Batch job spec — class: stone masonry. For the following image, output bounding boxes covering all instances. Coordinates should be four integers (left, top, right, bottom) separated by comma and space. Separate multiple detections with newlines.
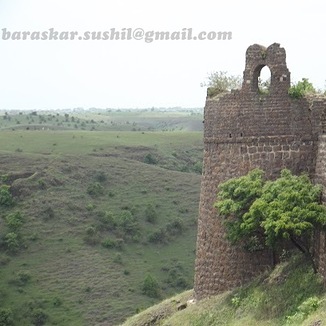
194, 43, 326, 300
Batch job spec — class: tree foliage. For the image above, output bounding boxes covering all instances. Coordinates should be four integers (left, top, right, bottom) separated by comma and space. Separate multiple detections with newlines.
216, 169, 264, 245
288, 78, 316, 98
201, 71, 242, 98
215, 169, 326, 271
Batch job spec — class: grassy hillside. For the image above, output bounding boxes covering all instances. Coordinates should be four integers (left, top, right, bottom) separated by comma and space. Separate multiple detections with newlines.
123, 255, 326, 326
0, 126, 203, 325
0, 108, 203, 132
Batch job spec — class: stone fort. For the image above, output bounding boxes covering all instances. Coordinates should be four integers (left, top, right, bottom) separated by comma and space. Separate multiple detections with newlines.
194, 43, 326, 300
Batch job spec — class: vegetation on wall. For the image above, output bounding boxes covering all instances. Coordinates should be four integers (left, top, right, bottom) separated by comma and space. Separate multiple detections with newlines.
201, 71, 242, 98
202, 71, 326, 100
288, 78, 317, 98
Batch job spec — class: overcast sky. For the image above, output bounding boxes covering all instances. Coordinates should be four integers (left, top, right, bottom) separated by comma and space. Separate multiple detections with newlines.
0, 0, 325, 110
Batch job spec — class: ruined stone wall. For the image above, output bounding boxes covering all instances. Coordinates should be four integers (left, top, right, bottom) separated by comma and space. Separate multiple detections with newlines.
194, 43, 326, 300
314, 136, 326, 282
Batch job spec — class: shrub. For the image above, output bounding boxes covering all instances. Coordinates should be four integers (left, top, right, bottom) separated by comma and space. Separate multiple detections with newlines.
27, 298, 45, 310
286, 296, 321, 324
95, 171, 107, 183
115, 238, 125, 249
143, 153, 157, 165
0, 186, 13, 207
31, 309, 48, 326
0, 254, 10, 266
42, 207, 54, 220
4, 232, 20, 253
97, 211, 115, 230
142, 274, 160, 298
86, 226, 96, 236
194, 161, 203, 174
52, 297, 63, 307
87, 182, 105, 197
84, 286, 91, 293
174, 276, 188, 289
178, 207, 189, 214
86, 203, 96, 211
37, 179, 46, 190
231, 295, 241, 308
5, 211, 23, 231
0, 174, 9, 183
0, 308, 13, 326
180, 165, 190, 173
201, 71, 242, 98
83, 226, 99, 245
113, 253, 123, 264
297, 296, 320, 315
144, 204, 158, 223
14, 270, 31, 286
164, 263, 189, 289
116, 210, 139, 236
165, 218, 184, 236
288, 78, 316, 98
101, 238, 118, 249
148, 228, 167, 244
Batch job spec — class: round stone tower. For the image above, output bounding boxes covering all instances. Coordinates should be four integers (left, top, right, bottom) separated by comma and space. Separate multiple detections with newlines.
194, 43, 319, 299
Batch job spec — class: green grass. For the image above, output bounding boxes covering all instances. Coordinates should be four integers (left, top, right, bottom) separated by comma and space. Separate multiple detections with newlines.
0, 126, 202, 325
0, 130, 203, 174
0, 109, 203, 132
0, 129, 200, 152
123, 255, 326, 326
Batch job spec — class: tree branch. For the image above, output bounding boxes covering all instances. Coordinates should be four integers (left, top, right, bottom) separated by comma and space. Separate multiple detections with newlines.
290, 235, 317, 273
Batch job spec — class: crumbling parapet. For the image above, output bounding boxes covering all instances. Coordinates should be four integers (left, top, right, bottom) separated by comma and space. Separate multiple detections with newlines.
242, 43, 290, 94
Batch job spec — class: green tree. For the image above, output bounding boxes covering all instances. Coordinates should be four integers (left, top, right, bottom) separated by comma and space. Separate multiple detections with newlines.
215, 169, 326, 272
216, 169, 264, 245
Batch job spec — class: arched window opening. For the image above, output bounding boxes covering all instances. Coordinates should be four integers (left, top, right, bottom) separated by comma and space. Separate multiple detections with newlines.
258, 65, 271, 95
